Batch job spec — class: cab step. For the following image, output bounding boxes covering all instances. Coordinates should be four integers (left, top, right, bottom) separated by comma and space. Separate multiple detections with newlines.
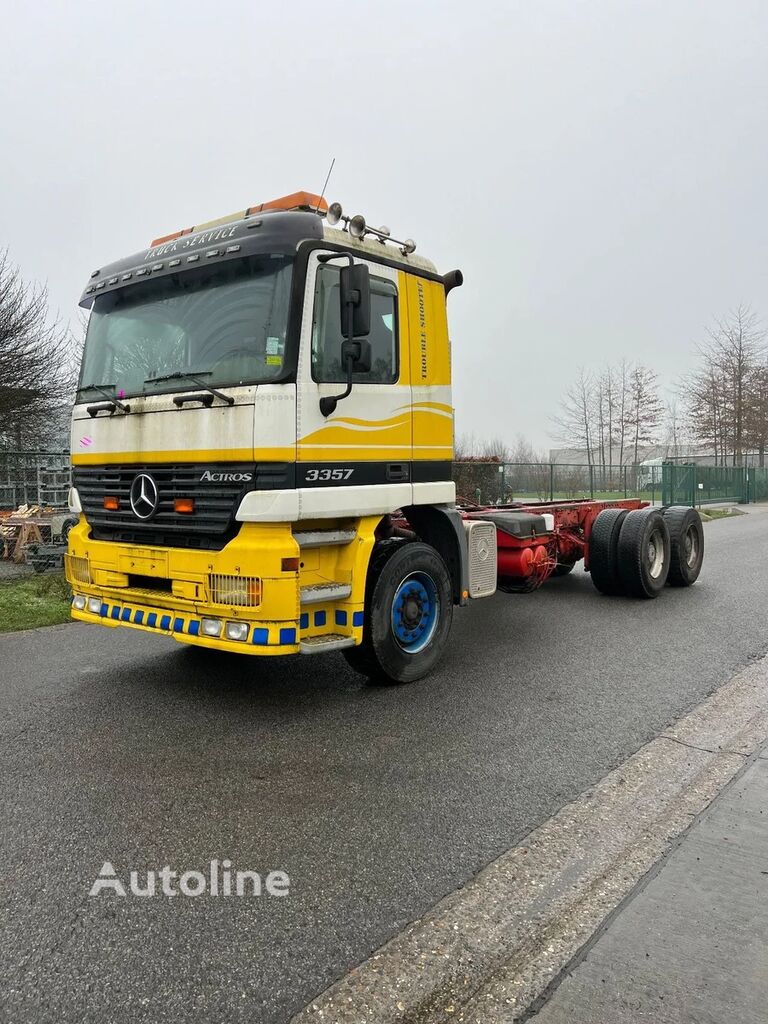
293, 528, 356, 548
300, 634, 356, 654
300, 582, 352, 604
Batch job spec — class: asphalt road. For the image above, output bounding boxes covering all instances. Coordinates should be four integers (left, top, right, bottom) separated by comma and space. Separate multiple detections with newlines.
2, 508, 766, 1023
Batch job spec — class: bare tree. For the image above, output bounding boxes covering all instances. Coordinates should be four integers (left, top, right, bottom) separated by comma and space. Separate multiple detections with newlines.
507, 432, 546, 464
747, 359, 768, 466
662, 396, 687, 457
624, 364, 663, 466
0, 251, 77, 449
684, 305, 766, 465
613, 358, 630, 466
552, 368, 596, 465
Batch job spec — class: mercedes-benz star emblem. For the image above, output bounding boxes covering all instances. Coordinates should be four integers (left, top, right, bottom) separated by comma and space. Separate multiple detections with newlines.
129, 473, 159, 520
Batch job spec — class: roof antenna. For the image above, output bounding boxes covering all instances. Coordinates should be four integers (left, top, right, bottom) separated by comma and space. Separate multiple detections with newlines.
315, 157, 336, 214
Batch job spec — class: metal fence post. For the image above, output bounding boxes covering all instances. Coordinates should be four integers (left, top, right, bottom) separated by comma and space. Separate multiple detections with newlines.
549, 463, 554, 501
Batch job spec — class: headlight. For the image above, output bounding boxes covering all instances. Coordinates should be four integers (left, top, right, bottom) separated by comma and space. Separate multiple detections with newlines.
72, 594, 87, 610
88, 597, 102, 614
201, 618, 222, 637
225, 621, 249, 642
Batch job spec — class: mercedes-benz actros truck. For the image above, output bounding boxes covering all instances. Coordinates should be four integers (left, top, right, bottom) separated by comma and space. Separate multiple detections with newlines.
66, 190, 704, 683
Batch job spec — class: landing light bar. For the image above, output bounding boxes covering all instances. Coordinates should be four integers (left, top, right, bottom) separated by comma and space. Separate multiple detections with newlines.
149, 190, 329, 247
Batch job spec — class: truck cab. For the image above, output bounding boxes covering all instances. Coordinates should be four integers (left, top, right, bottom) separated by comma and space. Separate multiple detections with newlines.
67, 191, 478, 682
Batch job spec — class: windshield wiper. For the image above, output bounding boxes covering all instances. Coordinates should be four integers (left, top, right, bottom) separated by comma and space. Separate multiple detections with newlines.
144, 371, 235, 407
78, 383, 130, 414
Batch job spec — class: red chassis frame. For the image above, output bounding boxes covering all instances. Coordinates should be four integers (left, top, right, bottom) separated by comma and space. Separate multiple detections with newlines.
458, 498, 648, 591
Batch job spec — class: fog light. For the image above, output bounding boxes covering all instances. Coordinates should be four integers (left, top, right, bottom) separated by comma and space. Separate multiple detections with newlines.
201, 617, 222, 637
88, 597, 102, 614
225, 621, 249, 642
103, 496, 120, 511
72, 594, 86, 610
208, 574, 261, 606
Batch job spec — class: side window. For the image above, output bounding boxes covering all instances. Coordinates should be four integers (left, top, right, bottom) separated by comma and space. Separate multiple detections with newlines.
311, 264, 398, 383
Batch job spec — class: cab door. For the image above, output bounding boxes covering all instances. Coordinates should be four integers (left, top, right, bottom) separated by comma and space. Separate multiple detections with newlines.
295, 250, 413, 518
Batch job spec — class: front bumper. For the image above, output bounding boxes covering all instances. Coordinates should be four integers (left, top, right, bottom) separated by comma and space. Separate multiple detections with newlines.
65, 517, 367, 656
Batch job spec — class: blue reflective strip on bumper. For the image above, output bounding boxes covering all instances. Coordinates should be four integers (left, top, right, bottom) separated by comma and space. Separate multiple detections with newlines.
188, 621, 199, 636
252, 628, 269, 645
173, 617, 184, 633
147, 612, 157, 628
100, 604, 108, 617
134, 610, 144, 625
121, 608, 132, 622
335, 610, 347, 626
160, 615, 171, 631
300, 613, 309, 630
279, 628, 297, 645
314, 610, 326, 627
352, 611, 364, 627
111, 606, 120, 620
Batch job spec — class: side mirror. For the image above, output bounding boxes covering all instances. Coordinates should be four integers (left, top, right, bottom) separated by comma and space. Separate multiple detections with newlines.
339, 263, 371, 338
341, 338, 371, 374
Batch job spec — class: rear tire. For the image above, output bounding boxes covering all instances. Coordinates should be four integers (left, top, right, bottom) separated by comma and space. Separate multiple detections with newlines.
662, 506, 704, 586
617, 507, 671, 598
343, 541, 453, 685
589, 508, 628, 595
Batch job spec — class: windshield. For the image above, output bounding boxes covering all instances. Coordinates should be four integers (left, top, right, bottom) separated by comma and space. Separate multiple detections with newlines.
78, 254, 293, 399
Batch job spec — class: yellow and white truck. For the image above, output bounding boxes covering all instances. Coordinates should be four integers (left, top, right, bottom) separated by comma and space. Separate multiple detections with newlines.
66, 191, 704, 683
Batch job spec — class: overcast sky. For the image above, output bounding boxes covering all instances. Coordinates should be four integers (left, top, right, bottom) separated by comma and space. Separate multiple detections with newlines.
2, 0, 767, 451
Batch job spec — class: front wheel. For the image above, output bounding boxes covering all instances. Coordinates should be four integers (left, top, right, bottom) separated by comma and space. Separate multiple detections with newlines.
343, 542, 453, 685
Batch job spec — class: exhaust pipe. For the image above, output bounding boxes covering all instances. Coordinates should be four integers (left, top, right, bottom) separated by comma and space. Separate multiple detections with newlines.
443, 269, 463, 295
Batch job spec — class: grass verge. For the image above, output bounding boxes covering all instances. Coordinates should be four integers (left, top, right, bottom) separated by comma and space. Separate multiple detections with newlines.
0, 572, 72, 633
699, 506, 746, 521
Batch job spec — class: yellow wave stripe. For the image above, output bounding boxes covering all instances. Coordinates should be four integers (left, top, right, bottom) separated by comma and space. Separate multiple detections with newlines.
300, 408, 452, 451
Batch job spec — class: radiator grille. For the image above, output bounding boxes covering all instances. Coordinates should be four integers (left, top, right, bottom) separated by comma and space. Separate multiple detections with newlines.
72, 463, 255, 550
465, 520, 497, 598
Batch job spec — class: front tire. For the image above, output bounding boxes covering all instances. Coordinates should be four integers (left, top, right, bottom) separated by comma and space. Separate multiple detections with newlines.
343, 542, 453, 685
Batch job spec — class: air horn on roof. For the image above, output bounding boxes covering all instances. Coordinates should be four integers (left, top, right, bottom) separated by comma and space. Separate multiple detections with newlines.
325, 202, 416, 256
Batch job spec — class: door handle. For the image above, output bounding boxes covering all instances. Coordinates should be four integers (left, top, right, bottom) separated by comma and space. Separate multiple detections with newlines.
386, 463, 410, 482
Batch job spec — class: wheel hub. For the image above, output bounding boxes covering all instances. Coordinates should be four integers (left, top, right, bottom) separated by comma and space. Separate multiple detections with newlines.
391, 572, 439, 654
647, 527, 666, 580
685, 526, 699, 567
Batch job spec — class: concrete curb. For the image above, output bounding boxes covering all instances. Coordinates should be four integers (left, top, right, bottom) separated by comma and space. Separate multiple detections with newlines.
291, 654, 768, 1024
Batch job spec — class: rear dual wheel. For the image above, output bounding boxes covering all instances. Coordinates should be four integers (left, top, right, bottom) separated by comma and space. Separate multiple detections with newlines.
662, 505, 704, 586
590, 506, 671, 598
617, 507, 671, 597
589, 508, 629, 596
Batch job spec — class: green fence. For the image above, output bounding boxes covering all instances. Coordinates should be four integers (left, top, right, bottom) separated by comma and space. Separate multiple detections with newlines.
661, 462, 768, 506
452, 462, 664, 505
453, 460, 768, 507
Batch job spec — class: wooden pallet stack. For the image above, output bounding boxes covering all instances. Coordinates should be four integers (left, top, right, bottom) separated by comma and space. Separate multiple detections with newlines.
1, 504, 68, 564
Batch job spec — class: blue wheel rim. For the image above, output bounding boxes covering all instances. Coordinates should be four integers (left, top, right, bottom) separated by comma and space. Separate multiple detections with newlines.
391, 571, 439, 654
